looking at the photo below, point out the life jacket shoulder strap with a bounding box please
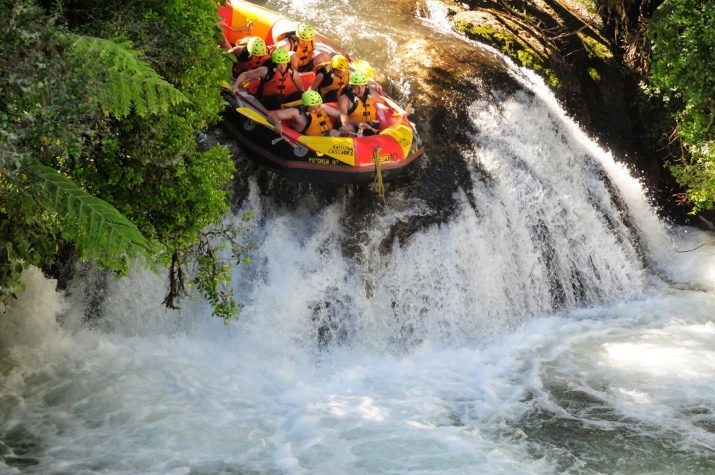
[299,105,311,134]
[341,87,359,114]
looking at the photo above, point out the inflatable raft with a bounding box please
[218,0,424,184]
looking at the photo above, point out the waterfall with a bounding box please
[2,2,715,473]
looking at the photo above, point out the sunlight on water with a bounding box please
[605,335,715,380]
[609,313,714,386]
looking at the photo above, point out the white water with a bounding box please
[4,4,715,474]
[3,85,715,472]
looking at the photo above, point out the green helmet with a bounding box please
[296,22,315,41]
[302,90,323,107]
[272,49,291,64]
[247,37,267,57]
[349,71,368,86]
[330,55,349,72]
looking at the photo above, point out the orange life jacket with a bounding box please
[235,49,270,72]
[288,35,314,69]
[234,50,271,94]
[301,106,333,136]
[259,66,299,99]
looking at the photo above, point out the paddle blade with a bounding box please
[235,106,274,130]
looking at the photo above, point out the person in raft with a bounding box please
[309,54,350,103]
[232,49,304,110]
[338,71,387,136]
[275,22,330,73]
[267,90,341,137]
[226,36,271,77]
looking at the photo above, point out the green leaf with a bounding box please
[67,34,188,119]
[27,164,151,270]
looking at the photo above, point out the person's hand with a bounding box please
[274,122,283,135]
[232,82,249,95]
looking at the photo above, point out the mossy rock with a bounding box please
[452,10,560,87]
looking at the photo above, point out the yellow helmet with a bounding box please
[296,22,315,41]
[330,55,349,72]
[271,49,291,64]
[246,37,267,57]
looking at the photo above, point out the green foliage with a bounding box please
[648,0,715,211]
[1,0,247,319]
[68,35,188,118]
[190,212,255,322]
[0,170,55,303]
[453,13,560,88]
[578,32,613,60]
[27,164,150,272]
[0,1,102,171]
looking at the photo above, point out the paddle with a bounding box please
[382,95,413,118]
[236,106,275,130]
[235,106,302,149]
[280,99,303,109]
[236,106,356,166]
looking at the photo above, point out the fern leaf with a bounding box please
[134,74,150,116]
[144,78,159,115]
[68,34,188,118]
[28,164,151,270]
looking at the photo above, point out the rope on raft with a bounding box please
[373,146,385,204]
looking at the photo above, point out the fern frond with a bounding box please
[68,34,188,118]
[28,164,151,271]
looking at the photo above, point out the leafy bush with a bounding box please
[1,0,246,320]
[648,0,715,211]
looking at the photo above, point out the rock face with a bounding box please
[450,0,694,225]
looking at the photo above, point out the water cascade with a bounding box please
[2,1,715,473]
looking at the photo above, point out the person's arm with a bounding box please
[367,79,384,94]
[309,72,325,91]
[226,43,246,56]
[292,68,305,93]
[232,66,267,93]
[268,108,302,135]
[321,104,341,121]
[338,95,353,132]
[369,89,387,106]
[275,38,292,54]
[321,104,344,134]
[290,52,301,73]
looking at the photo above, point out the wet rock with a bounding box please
[451,0,692,225]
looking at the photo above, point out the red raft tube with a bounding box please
[219,0,424,185]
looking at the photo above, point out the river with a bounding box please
[2,0,715,473]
